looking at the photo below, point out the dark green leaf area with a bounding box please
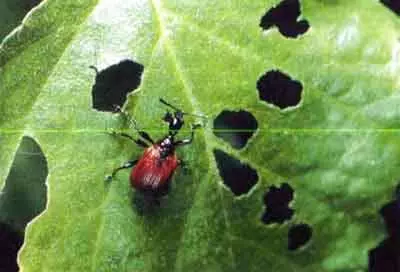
[0,136,48,231]
[0,0,42,40]
[0,136,48,272]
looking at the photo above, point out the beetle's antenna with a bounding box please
[159,98,207,119]
[89,65,99,75]
[159,98,181,112]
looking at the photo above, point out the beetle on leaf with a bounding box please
[106,98,204,204]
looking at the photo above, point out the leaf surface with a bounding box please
[1,0,399,271]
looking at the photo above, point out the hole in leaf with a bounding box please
[213,149,258,196]
[19,0,43,11]
[369,183,400,271]
[0,222,23,272]
[0,136,48,271]
[288,223,312,251]
[380,0,400,16]
[91,59,144,112]
[213,110,258,149]
[261,183,294,224]
[257,70,303,109]
[259,0,310,38]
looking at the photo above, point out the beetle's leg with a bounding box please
[105,159,138,182]
[108,131,149,148]
[175,123,201,147]
[112,105,155,144]
[136,130,154,145]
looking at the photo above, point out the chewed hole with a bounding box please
[0,136,48,271]
[0,222,23,272]
[213,149,258,196]
[257,70,303,109]
[261,183,294,224]
[260,0,310,38]
[213,110,258,149]
[369,182,400,271]
[20,0,43,11]
[395,183,400,199]
[90,59,144,112]
[379,199,400,241]
[380,0,400,15]
[288,223,312,251]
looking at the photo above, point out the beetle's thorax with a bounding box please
[158,135,175,158]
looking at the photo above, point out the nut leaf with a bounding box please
[0,0,399,271]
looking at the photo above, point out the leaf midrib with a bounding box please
[149,0,238,270]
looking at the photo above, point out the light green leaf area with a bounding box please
[1,0,399,271]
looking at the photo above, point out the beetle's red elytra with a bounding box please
[131,140,179,195]
[106,98,204,199]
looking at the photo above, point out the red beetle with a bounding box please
[106,98,202,201]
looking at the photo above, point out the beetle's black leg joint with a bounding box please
[134,138,150,148]
[121,132,149,148]
[138,130,154,144]
[108,131,149,148]
[105,159,138,182]
[114,107,154,144]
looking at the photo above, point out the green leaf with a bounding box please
[0,135,47,232]
[1,0,399,271]
[0,0,42,40]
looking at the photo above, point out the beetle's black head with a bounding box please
[160,97,206,137]
[162,110,184,136]
[160,98,185,136]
